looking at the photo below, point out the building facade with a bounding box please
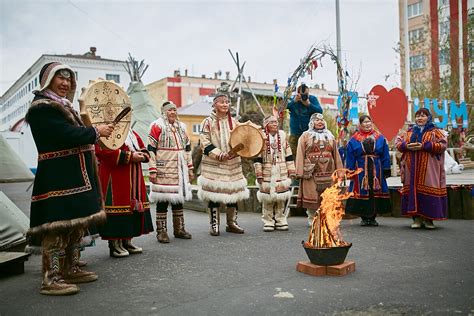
[177,100,213,148]
[0,47,130,131]
[398,0,473,101]
[145,70,338,112]
[0,47,130,169]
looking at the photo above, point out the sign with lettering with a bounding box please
[413,98,468,129]
[336,93,469,131]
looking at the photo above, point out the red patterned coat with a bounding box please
[95,131,153,239]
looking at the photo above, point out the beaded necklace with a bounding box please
[265,128,281,164]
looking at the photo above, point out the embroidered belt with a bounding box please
[363,154,379,158]
[38,145,95,161]
[307,153,332,160]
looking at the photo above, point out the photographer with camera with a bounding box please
[286,83,323,161]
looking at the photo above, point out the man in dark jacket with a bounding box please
[286,83,323,160]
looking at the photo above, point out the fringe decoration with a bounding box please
[361,155,381,191]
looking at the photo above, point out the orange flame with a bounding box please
[304,168,363,249]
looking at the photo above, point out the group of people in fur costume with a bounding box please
[25,62,447,297]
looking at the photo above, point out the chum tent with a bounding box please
[0,134,34,183]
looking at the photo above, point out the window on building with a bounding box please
[439,48,450,65]
[439,20,450,37]
[408,2,422,18]
[75,72,78,80]
[410,54,425,70]
[35,77,38,87]
[438,0,448,8]
[192,124,201,135]
[409,28,424,43]
[106,74,120,83]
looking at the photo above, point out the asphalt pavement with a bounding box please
[0,182,473,315]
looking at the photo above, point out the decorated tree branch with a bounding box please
[275,43,358,143]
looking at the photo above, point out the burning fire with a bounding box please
[304,168,363,249]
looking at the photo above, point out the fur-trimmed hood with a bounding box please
[25,95,83,127]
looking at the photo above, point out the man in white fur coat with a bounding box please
[254,115,296,231]
[148,101,193,243]
[197,93,249,236]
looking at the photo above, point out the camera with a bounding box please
[299,83,309,102]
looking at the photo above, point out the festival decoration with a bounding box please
[276,44,355,142]
[367,85,408,141]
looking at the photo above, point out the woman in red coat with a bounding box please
[95,130,154,257]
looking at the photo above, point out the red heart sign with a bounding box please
[367,85,408,141]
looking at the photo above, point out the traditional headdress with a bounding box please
[308,113,325,129]
[211,82,233,130]
[263,115,281,156]
[36,62,76,102]
[162,101,177,113]
[307,112,335,141]
[212,81,231,105]
[213,92,228,105]
[263,115,278,128]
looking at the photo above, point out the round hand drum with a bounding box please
[229,120,265,158]
[79,79,132,150]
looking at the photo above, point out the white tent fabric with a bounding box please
[0,192,29,250]
[0,134,34,183]
[127,81,160,144]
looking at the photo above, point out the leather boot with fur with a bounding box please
[226,207,244,234]
[40,248,79,296]
[62,245,98,284]
[172,210,192,239]
[156,213,170,243]
[109,240,129,258]
[209,208,220,236]
[122,239,143,254]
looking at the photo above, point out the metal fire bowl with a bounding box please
[302,242,352,266]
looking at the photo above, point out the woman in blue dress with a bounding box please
[345,115,392,226]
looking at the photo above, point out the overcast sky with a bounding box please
[0,0,401,96]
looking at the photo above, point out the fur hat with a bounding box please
[38,62,76,102]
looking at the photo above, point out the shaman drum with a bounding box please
[79,79,132,150]
[229,120,265,158]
